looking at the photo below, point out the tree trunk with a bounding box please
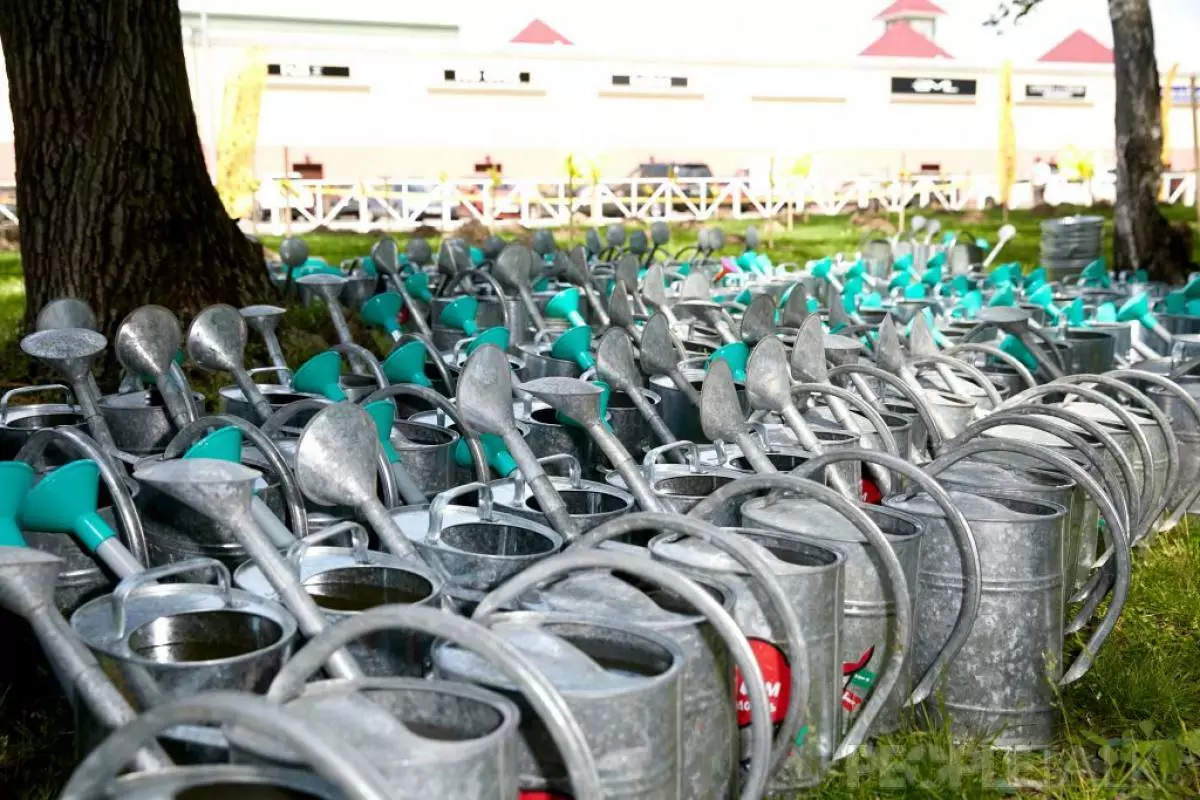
[0,0,271,341]
[1108,0,1192,281]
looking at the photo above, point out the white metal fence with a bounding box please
[0,174,1195,233]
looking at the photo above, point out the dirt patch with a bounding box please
[0,222,19,252]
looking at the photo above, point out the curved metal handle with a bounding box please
[514,454,582,497]
[427,481,494,545]
[685,473,911,761]
[909,353,1003,409]
[829,362,948,455]
[164,414,310,541]
[792,448,981,706]
[447,267,513,333]
[0,384,75,423]
[248,365,294,382]
[265,605,604,800]
[1107,368,1200,526]
[1054,373,1179,537]
[944,343,1037,390]
[112,557,230,640]
[923,439,1130,686]
[1003,382,1156,540]
[568,512,809,782]
[287,522,371,572]
[791,382,900,459]
[260,399,334,439]
[641,440,701,483]
[471,545,775,800]
[949,409,1136,548]
[58,692,394,800]
[15,427,150,566]
[363,383,489,485]
[330,343,388,389]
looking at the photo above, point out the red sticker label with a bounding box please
[734,637,791,728]
[520,792,573,800]
[860,477,883,505]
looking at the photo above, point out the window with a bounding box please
[612,75,631,86]
[670,77,688,88]
[519,71,531,84]
[444,69,456,81]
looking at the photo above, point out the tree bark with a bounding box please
[1109,0,1192,281]
[0,0,271,341]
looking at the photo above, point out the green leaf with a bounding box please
[1099,744,1117,765]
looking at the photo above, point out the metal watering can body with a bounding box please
[650,529,845,790]
[230,677,521,799]
[70,559,299,760]
[98,389,207,456]
[235,540,445,677]
[885,489,1068,749]
[490,473,634,534]
[0,385,86,462]
[435,612,686,799]
[523,571,738,800]
[1148,376,1200,513]
[219,381,323,426]
[739,498,923,735]
[389,417,460,497]
[517,398,597,474]
[137,466,286,570]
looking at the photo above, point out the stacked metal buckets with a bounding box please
[1,218,1194,798]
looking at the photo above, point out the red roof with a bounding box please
[1038,29,1113,63]
[860,21,952,58]
[875,0,947,20]
[510,19,572,45]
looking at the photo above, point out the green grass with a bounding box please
[2,209,1200,796]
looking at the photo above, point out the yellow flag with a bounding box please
[215,47,268,220]
[1162,63,1179,168]
[997,59,1017,210]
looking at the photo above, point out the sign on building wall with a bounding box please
[890,76,977,97]
[611,74,689,90]
[268,64,351,79]
[1025,83,1087,101]
[443,68,531,85]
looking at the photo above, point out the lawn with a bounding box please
[1,208,1199,797]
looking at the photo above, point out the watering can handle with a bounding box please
[923,439,1131,687]
[1055,373,1180,537]
[685,473,911,763]
[471,543,777,800]
[790,382,900,458]
[530,454,583,490]
[0,384,76,423]
[566,513,810,784]
[248,366,293,382]
[953,410,1135,549]
[829,363,948,456]
[793,448,982,707]
[112,557,231,640]
[362,383,489,486]
[162,413,311,542]
[943,343,1038,391]
[1004,383,1156,539]
[264,605,604,800]
[641,440,700,484]
[58,692,393,800]
[909,354,1004,409]
[427,481,494,544]
[287,522,370,572]
[260,399,334,440]
[1107,368,1200,522]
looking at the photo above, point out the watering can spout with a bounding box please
[440,296,480,335]
[183,426,244,464]
[382,341,433,387]
[0,462,34,548]
[359,292,403,335]
[466,326,510,356]
[292,351,349,401]
[0,546,63,618]
[363,400,402,463]
[550,325,596,371]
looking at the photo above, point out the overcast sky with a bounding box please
[450,0,1200,66]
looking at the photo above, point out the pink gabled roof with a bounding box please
[510,19,572,45]
[1038,29,1113,63]
[875,0,947,20]
[860,20,952,58]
